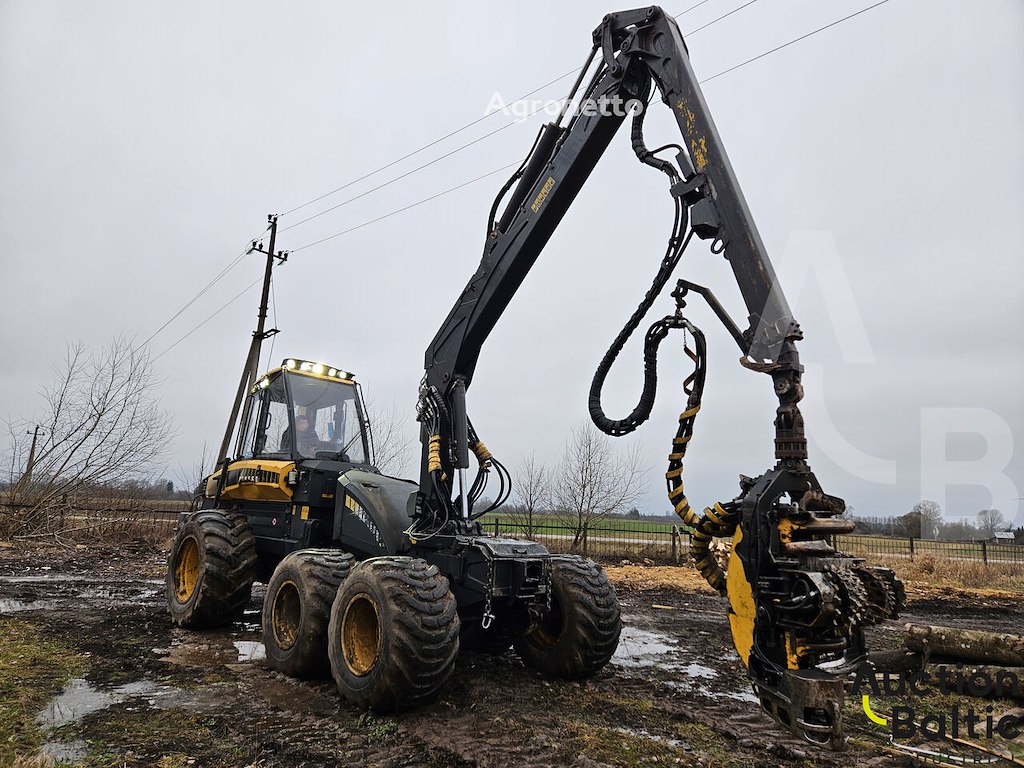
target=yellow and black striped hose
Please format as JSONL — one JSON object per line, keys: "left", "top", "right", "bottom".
{"left": 666, "top": 324, "right": 739, "bottom": 596}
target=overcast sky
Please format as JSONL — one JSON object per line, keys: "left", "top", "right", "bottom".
{"left": 2, "top": 0, "right": 1021, "bottom": 526}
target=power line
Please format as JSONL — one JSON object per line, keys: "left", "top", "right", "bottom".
{"left": 688, "top": 0, "right": 760, "bottom": 35}
{"left": 155, "top": 164, "right": 518, "bottom": 360}
{"left": 140, "top": 250, "right": 246, "bottom": 347}
{"left": 279, "top": 115, "right": 536, "bottom": 235}
{"left": 153, "top": 275, "right": 263, "bottom": 361}
{"left": 277, "top": 0, "right": 721, "bottom": 223}
{"left": 289, "top": 0, "right": 894, "bottom": 254}
{"left": 272, "top": 0, "right": 837, "bottom": 241}
{"left": 140, "top": 222, "right": 271, "bottom": 348}
{"left": 700, "top": 0, "right": 892, "bottom": 84}
{"left": 674, "top": 0, "right": 717, "bottom": 19}
{"left": 289, "top": 162, "right": 519, "bottom": 253}
{"left": 151, "top": 0, "right": 894, "bottom": 353}
{"left": 278, "top": 69, "right": 577, "bottom": 221}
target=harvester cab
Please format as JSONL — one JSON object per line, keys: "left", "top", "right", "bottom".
{"left": 194, "top": 357, "right": 417, "bottom": 575}
{"left": 234, "top": 358, "right": 370, "bottom": 465}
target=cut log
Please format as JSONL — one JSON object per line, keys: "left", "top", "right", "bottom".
{"left": 904, "top": 624, "right": 1024, "bottom": 666}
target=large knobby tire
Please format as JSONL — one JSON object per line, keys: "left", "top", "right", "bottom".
{"left": 262, "top": 549, "right": 354, "bottom": 679}
{"left": 166, "top": 510, "right": 256, "bottom": 628}
{"left": 513, "top": 555, "right": 621, "bottom": 679}
{"left": 327, "top": 557, "right": 460, "bottom": 712}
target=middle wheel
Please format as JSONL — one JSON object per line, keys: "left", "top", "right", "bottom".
{"left": 262, "top": 549, "right": 354, "bottom": 679}
{"left": 328, "top": 556, "right": 460, "bottom": 712}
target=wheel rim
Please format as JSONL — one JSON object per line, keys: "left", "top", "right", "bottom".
{"left": 341, "top": 594, "right": 381, "bottom": 676}
{"left": 173, "top": 536, "right": 200, "bottom": 603}
{"left": 271, "top": 580, "right": 302, "bottom": 650}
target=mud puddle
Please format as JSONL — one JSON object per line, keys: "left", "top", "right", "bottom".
{"left": 158, "top": 626, "right": 266, "bottom": 668}
{"left": 37, "top": 678, "right": 166, "bottom": 729}
{"left": 0, "top": 572, "right": 164, "bottom": 615}
{"left": 612, "top": 623, "right": 717, "bottom": 677}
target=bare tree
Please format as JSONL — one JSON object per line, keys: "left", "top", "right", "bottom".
{"left": 363, "top": 397, "right": 416, "bottom": 477}
{"left": 553, "top": 422, "right": 647, "bottom": 551}
{"left": 902, "top": 499, "right": 942, "bottom": 539}
{"left": 976, "top": 508, "right": 1006, "bottom": 539}
{"left": 2, "top": 338, "right": 175, "bottom": 536}
{"left": 175, "top": 442, "right": 212, "bottom": 507}
{"left": 938, "top": 518, "right": 978, "bottom": 541}
{"left": 508, "top": 452, "right": 550, "bottom": 537}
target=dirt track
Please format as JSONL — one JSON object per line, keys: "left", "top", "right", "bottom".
{"left": 1, "top": 544, "right": 1022, "bottom": 767}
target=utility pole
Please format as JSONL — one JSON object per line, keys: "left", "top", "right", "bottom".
{"left": 217, "top": 214, "right": 287, "bottom": 465}
{"left": 24, "top": 425, "right": 45, "bottom": 483}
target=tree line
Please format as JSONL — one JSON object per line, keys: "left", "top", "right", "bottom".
{"left": 852, "top": 500, "right": 1022, "bottom": 542}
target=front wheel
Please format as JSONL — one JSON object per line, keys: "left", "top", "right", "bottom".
{"left": 513, "top": 555, "right": 621, "bottom": 679}
{"left": 166, "top": 510, "right": 256, "bottom": 628}
{"left": 262, "top": 549, "right": 354, "bottom": 678}
{"left": 327, "top": 557, "right": 460, "bottom": 712}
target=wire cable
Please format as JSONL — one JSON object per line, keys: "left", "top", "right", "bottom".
{"left": 674, "top": 0, "right": 716, "bottom": 19}
{"left": 276, "top": 0, "right": 720, "bottom": 223}
{"left": 152, "top": 275, "right": 263, "bottom": 361}
{"left": 140, "top": 222, "right": 271, "bottom": 347}
{"left": 687, "top": 0, "right": 760, "bottom": 36}
{"left": 278, "top": 70, "right": 578, "bottom": 221}
{"left": 288, "top": 162, "right": 518, "bottom": 254}
{"left": 140, "top": 250, "right": 246, "bottom": 347}
{"left": 699, "top": 0, "right": 893, "bottom": 84}
{"left": 279, "top": 116, "right": 539, "bottom": 235}
{"left": 276, "top": 0, "right": 867, "bottom": 240}
{"left": 149, "top": 0, "right": 894, "bottom": 353}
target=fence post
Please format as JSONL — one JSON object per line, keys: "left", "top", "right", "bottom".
{"left": 671, "top": 525, "right": 679, "bottom": 564}
{"left": 493, "top": 517, "right": 500, "bottom": 536}
{"left": 908, "top": 537, "right": 914, "bottom": 560}
{"left": 981, "top": 540, "right": 988, "bottom": 565}
{"left": 582, "top": 525, "right": 589, "bottom": 558}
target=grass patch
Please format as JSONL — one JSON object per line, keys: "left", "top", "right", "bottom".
{"left": 557, "top": 721, "right": 679, "bottom": 768}
{"left": 871, "top": 554, "right": 1024, "bottom": 592}
{"left": 0, "top": 617, "right": 86, "bottom": 765}
{"left": 71, "top": 708, "right": 227, "bottom": 767}
{"left": 363, "top": 715, "right": 398, "bottom": 744}
{"left": 557, "top": 718, "right": 745, "bottom": 768}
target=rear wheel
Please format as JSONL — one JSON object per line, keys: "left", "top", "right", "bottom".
{"left": 166, "top": 510, "right": 256, "bottom": 628}
{"left": 262, "top": 549, "right": 354, "bottom": 678}
{"left": 513, "top": 555, "right": 620, "bottom": 679}
{"left": 328, "top": 557, "right": 460, "bottom": 712}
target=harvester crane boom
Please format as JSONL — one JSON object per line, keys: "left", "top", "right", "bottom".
{"left": 414, "top": 7, "right": 902, "bottom": 748}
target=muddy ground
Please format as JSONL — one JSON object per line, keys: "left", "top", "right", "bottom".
{"left": 1, "top": 544, "right": 1022, "bottom": 768}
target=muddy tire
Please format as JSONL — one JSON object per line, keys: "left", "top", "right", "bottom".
{"left": 262, "top": 549, "right": 354, "bottom": 679}
{"left": 166, "top": 510, "right": 256, "bottom": 629}
{"left": 328, "top": 557, "right": 460, "bottom": 712}
{"left": 513, "top": 555, "right": 620, "bottom": 679}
